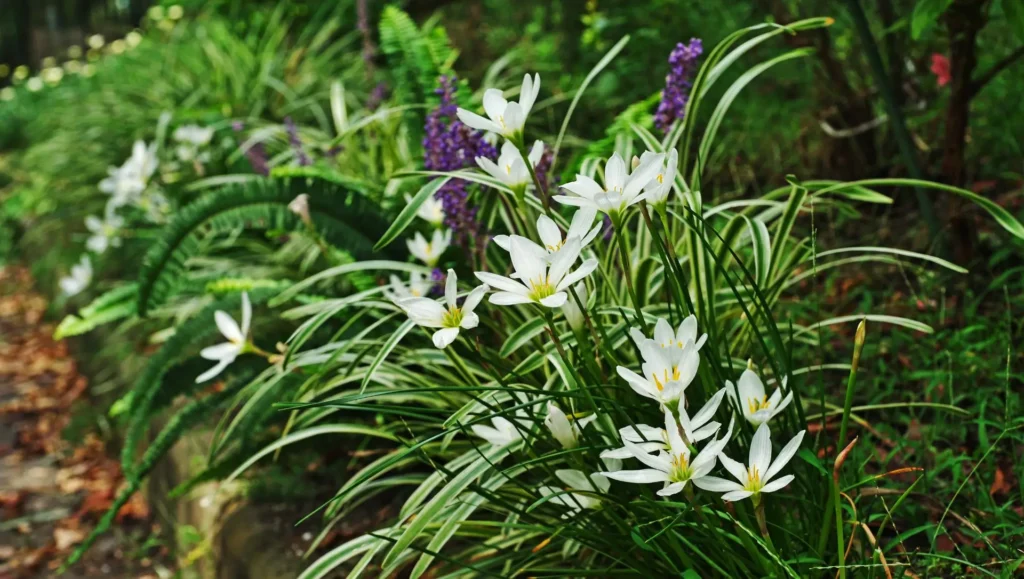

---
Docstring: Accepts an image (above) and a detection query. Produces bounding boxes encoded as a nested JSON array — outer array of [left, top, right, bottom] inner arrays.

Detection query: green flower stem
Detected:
[[567, 285, 605, 380], [753, 495, 775, 550], [832, 474, 846, 579], [611, 213, 649, 333], [516, 143, 553, 217], [639, 202, 688, 319]]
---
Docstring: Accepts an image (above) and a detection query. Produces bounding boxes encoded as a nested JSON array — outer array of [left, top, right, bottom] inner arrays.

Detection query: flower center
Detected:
[[668, 453, 691, 483], [545, 239, 565, 252], [441, 307, 463, 328], [651, 366, 682, 391], [744, 467, 763, 493], [656, 173, 664, 184], [746, 395, 771, 415], [527, 276, 556, 301]]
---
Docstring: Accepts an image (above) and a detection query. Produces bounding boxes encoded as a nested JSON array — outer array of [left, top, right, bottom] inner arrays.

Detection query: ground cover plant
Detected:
[[1, 1, 1023, 577]]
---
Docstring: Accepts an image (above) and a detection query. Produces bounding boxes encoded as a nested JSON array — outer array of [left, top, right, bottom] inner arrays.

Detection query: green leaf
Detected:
[[499, 317, 547, 357], [1004, 0, 1024, 42], [374, 177, 451, 251], [911, 0, 955, 39], [361, 319, 416, 391], [743, 216, 772, 287]]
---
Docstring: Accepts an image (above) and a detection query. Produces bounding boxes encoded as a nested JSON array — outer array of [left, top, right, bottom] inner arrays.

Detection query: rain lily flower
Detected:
[[493, 207, 601, 258], [602, 389, 726, 460], [538, 469, 609, 516], [475, 236, 598, 308], [471, 414, 525, 446], [693, 422, 804, 502], [600, 410, 730, 497], [727, 369, 793, 426], [629, 315, 707, 366], [560, 281, 588, 332], [196, 292, 252, 383], [616, 340, 699, 410], [641, 149, 678, 209], [544, 403, 597, 449], [288, 194, 312, 225], [406, 193, 445, 226], [173, 124, 214, 163], [407, 229, 452, 266], [59, 255, 92, 297], [84, 210, 125, 254], [103, 140, 158, 207], [456, 73, 540, 142], [398, 269, 488, 349], [384, 271, 433, 303], [476, 140, 544, 192], [554, 152, 665, 217]]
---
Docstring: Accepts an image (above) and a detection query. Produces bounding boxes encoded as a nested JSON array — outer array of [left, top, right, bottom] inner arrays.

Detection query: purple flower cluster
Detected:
[[284, 116, 311, 166], [232, 121, 269, 176], [367, 82, 389, 112], [654, 39, 703, 134], [422, 76, 497, 247]]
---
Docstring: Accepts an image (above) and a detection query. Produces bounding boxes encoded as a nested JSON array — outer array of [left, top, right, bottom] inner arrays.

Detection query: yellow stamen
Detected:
[[441, 307, 463, 328], [744, 466, 763, 492], [651, 366, 682, 391], [746, 395, 771, 415], [527, 276, 556, 301]]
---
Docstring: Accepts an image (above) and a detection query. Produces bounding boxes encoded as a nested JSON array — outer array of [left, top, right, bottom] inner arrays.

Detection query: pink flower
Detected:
[[930, 53, 951, 87]]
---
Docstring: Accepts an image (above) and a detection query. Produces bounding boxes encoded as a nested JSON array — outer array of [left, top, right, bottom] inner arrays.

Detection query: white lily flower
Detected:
[[727, 369, 793, 426], [629, 315, 708, 366], [640, 149, 678, 209], [554, 151, 665, 217], [196, 292, 252, 383], [59, 255, 92, 297], [456, 73, 540, 141], [616, 341, 699, 410], [471, 415, 524, 446], [406, 229, 452, 266], [398, 269, 488, 349], [173, 125, 214, 162], [475, 235, 598, 308], [103, 140, 158, 208], [405, 193, 445, 226], [693, 423, 804, 502], [602, 388, 727, 460], [538, 469, 609, 516], [84, 210, 125, 254], [560, 281, 588, 332], [136, 190, 171, 223], [384, 271, 433, 303], [600, 410, 731, 497], [493, 207, 601, 259], [544, 403, 597, 449], [476, 140, 544, 191]]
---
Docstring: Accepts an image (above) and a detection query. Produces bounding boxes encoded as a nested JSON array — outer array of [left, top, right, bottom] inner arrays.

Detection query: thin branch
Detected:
[[970, 45, 1024, 97]]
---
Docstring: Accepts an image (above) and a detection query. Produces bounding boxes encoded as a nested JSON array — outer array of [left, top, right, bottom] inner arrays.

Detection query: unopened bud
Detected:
[[288, 194, 312, 226], [631, 155, 641, 170], [851, 318, 867, 370], [561, 282, 588, 332]]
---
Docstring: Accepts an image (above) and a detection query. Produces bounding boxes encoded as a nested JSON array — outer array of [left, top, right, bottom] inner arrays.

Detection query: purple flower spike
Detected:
[[232, 121, 270, 176], [285, 116, 311, 166], [654, 39, 703, 134]]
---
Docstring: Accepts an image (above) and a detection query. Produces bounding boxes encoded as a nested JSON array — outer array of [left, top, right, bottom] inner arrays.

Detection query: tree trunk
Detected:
[[941, 0, 988, 265]]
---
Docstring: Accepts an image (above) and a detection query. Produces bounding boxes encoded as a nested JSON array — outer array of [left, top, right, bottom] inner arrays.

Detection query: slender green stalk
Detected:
[[831, 474, 845, 579], [611, 213, 649, 333], [517, 144, 553, 216]]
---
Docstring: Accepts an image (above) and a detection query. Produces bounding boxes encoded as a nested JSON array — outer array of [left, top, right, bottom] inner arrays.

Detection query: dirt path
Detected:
[[0, 266, 172, 578]]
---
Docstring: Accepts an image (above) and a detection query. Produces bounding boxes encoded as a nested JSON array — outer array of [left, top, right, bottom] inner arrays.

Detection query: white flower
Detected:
[[456, 73, 540, 141], [493, 207, 601, 259], [196, 292, 252, 383], [544, 403, 597, 449], [136, 190, 171, 223], [288, 194, 311, 225], [727, 369, 794, 426], [693, 423, 804, 502], [26, 77, 43, 92], [560, 281, 588, 332], [471, 415, 525, 446], [173, 125, 214, 146], [601, 388, 727, 460], [406, 194, 445, 226], [600, 410, 731, 497], [476, 140, 544, 191], [475, 235, 597, 308], [406, 229, 451, 267], [398, 269, 488, 349], [616, 341, 699, 410], [384, 271, 433, 303], [538, 469, 609, 516], [123, 140, 159, 183], [84, 210, 125, 254], [554, 152, 665, 217], [641, 149, 678, 208], [59, 256, 92, 297], [103, 141, 158, 208], [629, 315, 707, 366]]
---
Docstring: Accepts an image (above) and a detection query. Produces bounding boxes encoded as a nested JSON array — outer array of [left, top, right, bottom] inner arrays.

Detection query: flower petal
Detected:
[[692, 476, 744, 493], [536, 215, 562, 250], [764, 430, 805, 484], [200, 342, 240, 361], [461, 284, 489, 316], [555, 258, 598, 291], [600, 469, 668, 484], [444, 269, 458, 309], [760, 474, 795, 494], [718, 453, 747, 484], [559, 176, 604, 199], [748, 422, 772, 475], [474, 272, 528, 295], [657, 481, 687, 497], [624, 442, 671, 472], [215, 311, 244, 343], [456, 109, 501, 134], [721, 490, 754, 502], [432, 327, 460, 349], [539, 292, 568, 308], [482, 89, 508, 121], [402, 298, 446, 326], [489, 292, 535, 306], [195, 357, 232, 383]]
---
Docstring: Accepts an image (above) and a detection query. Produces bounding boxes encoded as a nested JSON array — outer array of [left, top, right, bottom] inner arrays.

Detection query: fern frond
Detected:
[[54, 283, 139, 339], [136, 177, 393, 315]]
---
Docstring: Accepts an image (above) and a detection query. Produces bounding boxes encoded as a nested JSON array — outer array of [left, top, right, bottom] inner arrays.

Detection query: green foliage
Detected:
[[378, 6, 456, 126], [135, 177, 394, 316], [911, 0, 956, 39], [54, 284, 139, 339]]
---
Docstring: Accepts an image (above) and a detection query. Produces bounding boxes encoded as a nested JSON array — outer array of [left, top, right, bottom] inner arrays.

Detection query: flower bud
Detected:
[[561, 282, 588, 332], [288, 194, 311, 226]]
